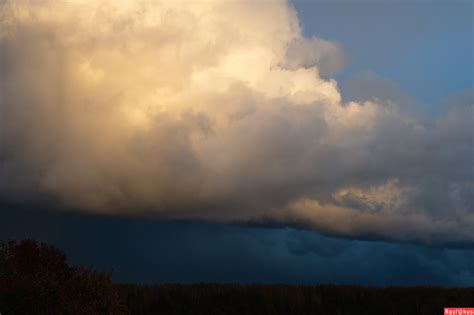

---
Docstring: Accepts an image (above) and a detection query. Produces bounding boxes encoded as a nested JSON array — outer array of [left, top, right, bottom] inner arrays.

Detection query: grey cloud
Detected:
[[283, 37, 347, 77]]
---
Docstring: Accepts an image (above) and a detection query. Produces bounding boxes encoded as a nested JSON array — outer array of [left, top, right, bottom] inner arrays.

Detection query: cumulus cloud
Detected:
[[0, 0, 472, 245], [283, 37, 346, 77]]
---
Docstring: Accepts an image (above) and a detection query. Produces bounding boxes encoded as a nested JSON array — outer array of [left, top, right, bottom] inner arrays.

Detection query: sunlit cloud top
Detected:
[[0, 0, 472, 246]]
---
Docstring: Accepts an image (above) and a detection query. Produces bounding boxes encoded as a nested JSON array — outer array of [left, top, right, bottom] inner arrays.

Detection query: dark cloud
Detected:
[[285, 230, 349, 257], [1, 208, 474, 286]]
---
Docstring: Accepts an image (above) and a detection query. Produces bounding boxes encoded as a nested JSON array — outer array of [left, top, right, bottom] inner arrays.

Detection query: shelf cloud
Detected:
[[0, 0, 472, 246]]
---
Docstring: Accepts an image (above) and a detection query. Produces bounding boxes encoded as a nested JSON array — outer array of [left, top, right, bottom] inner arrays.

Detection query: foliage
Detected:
[[0, 239, 127, 315]]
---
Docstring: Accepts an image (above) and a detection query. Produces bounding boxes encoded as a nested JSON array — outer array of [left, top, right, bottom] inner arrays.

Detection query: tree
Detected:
[[0, 239, 127, 315]]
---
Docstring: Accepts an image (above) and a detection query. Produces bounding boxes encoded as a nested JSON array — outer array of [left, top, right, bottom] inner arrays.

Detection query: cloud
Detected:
[[0, 0, 472, 246], [2, 208, 473, 286], [285, 229, 349, 257], [283, 37, 347, 77], [340, 70, 424, 116]]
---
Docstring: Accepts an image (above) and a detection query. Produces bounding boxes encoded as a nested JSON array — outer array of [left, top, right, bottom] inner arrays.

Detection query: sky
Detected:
[[0, 0, 473, 286], [295, 0, 473, 105]]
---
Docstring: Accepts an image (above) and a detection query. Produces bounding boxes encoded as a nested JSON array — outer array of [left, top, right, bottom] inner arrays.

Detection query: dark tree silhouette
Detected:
[[0, 239, 127, 314]]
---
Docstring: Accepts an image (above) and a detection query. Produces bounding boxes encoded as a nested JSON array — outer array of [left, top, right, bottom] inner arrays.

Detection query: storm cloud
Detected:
[[0, 0, 472, 246]]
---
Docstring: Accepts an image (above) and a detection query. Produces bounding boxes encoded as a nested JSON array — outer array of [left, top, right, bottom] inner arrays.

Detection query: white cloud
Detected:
[[0, 0, 472, 245]]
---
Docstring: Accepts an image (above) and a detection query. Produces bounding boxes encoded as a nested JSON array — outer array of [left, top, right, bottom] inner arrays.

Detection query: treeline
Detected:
[[118, 283, 474, 315], [1, 239, 473, 315]]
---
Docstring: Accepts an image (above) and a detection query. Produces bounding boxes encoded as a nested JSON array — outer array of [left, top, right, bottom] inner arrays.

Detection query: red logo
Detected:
[[445, 308, 474, 315]]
